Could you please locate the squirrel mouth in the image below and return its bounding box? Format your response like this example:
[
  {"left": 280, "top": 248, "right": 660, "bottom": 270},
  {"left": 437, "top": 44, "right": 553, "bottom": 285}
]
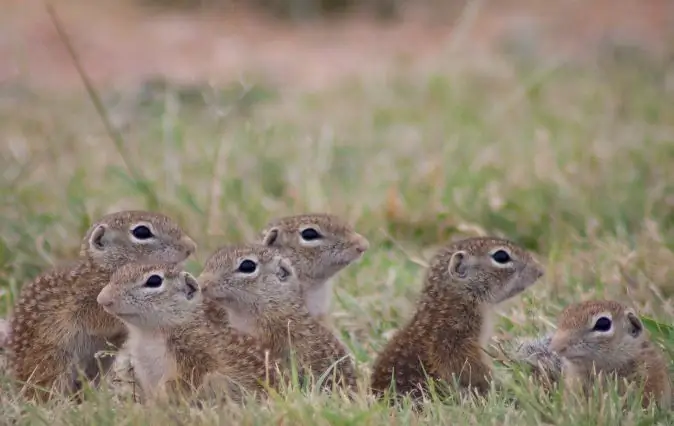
[
  {"left": 335, "top": 254, "right": 361, "bottom": 266},
  {"left": 111, "top": 312, "right": 138, "bottom": 320}
]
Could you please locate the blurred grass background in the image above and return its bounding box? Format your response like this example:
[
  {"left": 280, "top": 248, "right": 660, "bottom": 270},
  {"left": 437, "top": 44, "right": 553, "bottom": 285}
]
[{"left": 0, "top": 0, "right": 673, "bottom": 424}]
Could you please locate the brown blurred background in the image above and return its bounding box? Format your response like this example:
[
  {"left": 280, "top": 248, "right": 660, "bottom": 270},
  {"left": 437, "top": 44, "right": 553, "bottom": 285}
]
[{"left": 1, "top": 0, "right": 672, "bottom": 92}]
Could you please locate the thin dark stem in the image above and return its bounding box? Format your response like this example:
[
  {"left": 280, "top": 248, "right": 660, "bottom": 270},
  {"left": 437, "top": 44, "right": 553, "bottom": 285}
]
[{"left": 44, "top": 3, "right": 160, "bottom": 210}]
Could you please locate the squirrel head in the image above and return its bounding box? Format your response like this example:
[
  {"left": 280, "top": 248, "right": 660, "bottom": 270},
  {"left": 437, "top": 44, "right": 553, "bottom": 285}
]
[
  {"left": 80, "top": 210, "right": 197, "bottom": 269},
  {"left": 199, "top": 244, "right": 303, "bottom": 336},
  {"left": 425, "top": 237, "right": 544, "bottom": 304},
  {"left": 97, "top": 262, "right": 201, "bottom": 329},
  {"left": 257, "top": 213, "right": 369, "bottom": 283},
  {"left": 549, "top": 300, "right": 646, "bottom": 371}
]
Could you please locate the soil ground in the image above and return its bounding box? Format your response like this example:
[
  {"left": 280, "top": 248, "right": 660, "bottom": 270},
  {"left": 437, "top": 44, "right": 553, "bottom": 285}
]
[{"left": 1, "top": 0, "right": 672, "bottom": 92}]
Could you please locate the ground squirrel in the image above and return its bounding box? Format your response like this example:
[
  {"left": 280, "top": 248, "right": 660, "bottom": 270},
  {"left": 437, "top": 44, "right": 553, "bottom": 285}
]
[
  {"left": 7, "top": 210, "right": 196, "bottom": 401},
  {"left": 0, "top": 212, "right": 368, "bottom": 349},
  {"left": 97, "top": 262, "right": 273, "bottom": 403},
  {"left": 0, "top": 318, "right": 8, "bottom": 349},
  {"left": 549, "top": 300, "right": 672, "bottom": 409},
  {"left": 369, "top": 237, "right": 545, "bottom": 402},
  {"left": 257, "top": 213, "right": 369, "bottom": 323},
  {"left": 512, "top": 333, "right": 563, "bottom": 391},
  {"left": 199, "top": 244, "right": 358, "bottom": 393}
]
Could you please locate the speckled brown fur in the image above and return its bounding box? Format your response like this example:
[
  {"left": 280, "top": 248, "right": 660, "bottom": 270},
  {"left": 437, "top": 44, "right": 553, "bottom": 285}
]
[
  {"left": 200, "top": 244, "right": 357, "bottom": 394},
  {"left": 257, "top": 213, "right": 369, "bottom": 324},
  {"left": 0, "top": 318, "right": 8, "bottom": 350},
  {"left": 370, "top": 237, "right": 544, "bottom": 402},
  {"left": 7, "top": 210, "right": 196, "bottom": 401},
  {"left": 550, "top": 300, "right": 672, "bottom": 409},
  {"left": 98, "top": 262, "right": 275, "bottom": 403}
]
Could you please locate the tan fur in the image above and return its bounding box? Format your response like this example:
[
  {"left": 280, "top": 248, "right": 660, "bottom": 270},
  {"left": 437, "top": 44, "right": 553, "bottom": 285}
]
[
  {"left": 7, "top": 210, "right": 196, "bottom": 402},
  {"left": 98, "top": 263, "right": 275, "bottom": 403},
  {"left": 200, "top": 244, "right": 357, "bottom": 394},
  {"left": 550, "top": 300, "right": 672, "bottom": 409},
  {"left": 369, "top": 237, "right": 544, "bottom": 402},
  {"left": 512, "top": 334, "right": 563, "bottom": 392},
  {"left": 257, "top": 213, "right": 369, "bottom": 322},
  {"left": 0, "top": 318, "right": 8, "bottom": 349}
]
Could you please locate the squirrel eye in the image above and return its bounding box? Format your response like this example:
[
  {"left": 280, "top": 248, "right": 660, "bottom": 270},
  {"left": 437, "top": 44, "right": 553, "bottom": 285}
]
[
  {"left": 300, "top": 228, "right": 321, "bottom": 241},
  {"left": 491, "top": 250, "right": 512, "bottom": 264},
  {"left": 592, "top": 317, "right": 612, "bottom": 332},
  {"left": 145, "top": 274, "right": 163, "bottom": 288},
  {"left": 238, "top": 259, "right": 257, "bottom": 274},
  {"left": 131, "top": 225, "right": 154, "bottom": 240}
]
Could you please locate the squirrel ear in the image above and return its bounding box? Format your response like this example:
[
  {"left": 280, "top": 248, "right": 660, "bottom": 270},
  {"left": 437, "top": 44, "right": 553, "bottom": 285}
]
[
  {"left": 261, "top": 228, "right": 279, "bottom": 246},
  {"left": 448, "top": 251, "right": 468, "bottom": 280},
  {"left": 89, "top": 225, "right": 107, "bottom": 251},
  {"left": 626, "top": 311, "right": 643, "bottom": 337},
  {"left": 182, "top": 272, "right": 200, "bottom": 300},
  {"left": 276, "top": 256, "right": 296, "bottom": 283}
]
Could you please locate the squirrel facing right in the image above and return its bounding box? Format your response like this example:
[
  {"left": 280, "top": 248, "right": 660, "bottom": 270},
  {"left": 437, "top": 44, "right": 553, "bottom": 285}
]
[
  {"left": 0, "top": 213, "right": 368, "bottom": 348},
  {"left": 257, "top": 213, "right": 369, "bottom": 324},
  {"left": 549, "top": 300, "right": 672, "bottom": 409},
  {"left": 200, "top": 244, "right": 357, "bottom": 394},
  {"left": 370, "top": 237, "right": 544, "bottom": 402}
]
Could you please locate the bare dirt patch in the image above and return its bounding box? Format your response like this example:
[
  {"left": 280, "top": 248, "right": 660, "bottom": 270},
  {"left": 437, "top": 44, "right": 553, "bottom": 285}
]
[{"left": 0, "top": 0, "right": 672, "bottom": 92}]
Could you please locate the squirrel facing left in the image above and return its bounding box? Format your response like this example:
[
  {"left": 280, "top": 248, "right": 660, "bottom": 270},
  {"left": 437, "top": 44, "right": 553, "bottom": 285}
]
[
  {"left": 200, "top": 244, "right": 358, "bottom": 394},
  {"left": 97, "top": 262, "right": 275, "bottom": 403},
  {"left": 550, "top": 300, "right": 672, "bottom": 409},
  {"left": 7, "top": 211, "right": 196, "bottom": 401}
]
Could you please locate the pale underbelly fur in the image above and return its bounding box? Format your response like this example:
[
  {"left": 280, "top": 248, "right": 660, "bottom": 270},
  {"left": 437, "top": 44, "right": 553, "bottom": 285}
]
[
  {"left": 304, "top": 278, "right": 334, "bottom": 319},
  {"left": 126, "top": 329, "right": 177, "bottom": 398},
  {"left": 479, "top": 307, "right": 495, "bottom": 365}
]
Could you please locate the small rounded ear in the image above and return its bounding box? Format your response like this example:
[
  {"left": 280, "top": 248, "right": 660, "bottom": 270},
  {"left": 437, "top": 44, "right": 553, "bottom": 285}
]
[
  {"left": 183, "top": 272, "right": 200, "bottom": 300},
  {"left": 261, "top": 228, "right": 279, "bottom": 246},
  {"left": 448, "top": 251, "right": 468, "bottom": 280},
  {"left": 89, "top": 225, "right": 107, "bottom": 251},
  {"left": 626, "top": 311, "right": 643, "bottom": 338},
  {"left": 183, "top": 272, "right": 200, "bottom": 290},
  {"left": 277, "top": 256, "right": 296, "bottom": 282}
]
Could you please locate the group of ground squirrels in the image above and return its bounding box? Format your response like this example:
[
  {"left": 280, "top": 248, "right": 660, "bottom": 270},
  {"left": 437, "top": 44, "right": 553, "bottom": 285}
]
[{"left": 0, "top": 209, "right": 670, "bottom": 410}]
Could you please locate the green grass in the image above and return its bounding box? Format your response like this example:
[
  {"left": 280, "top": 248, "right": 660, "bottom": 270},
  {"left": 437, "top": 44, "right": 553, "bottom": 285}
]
[{"left": 0, "top": 45, "right": 674, "bottom": 424}]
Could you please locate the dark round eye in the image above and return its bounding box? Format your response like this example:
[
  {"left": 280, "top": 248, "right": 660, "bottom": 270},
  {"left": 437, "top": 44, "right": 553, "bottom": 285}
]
[
  {"left": 593, "top": 317, "right": 612, "bottom": 332},
  {"left": 238, "top": 259, "right": 257, "bottom": 274},
  {"left": 491, "top": 250, "right": 511, "bottom": 264},
  {"left": 300, "top": 228, "right": 321, "bottom": 241},
  {"left": 145, "top": 274, "right": 163, "bottom": 288},
  {"left": 132, "top": 225, "right": 154, "bottom": 240}
]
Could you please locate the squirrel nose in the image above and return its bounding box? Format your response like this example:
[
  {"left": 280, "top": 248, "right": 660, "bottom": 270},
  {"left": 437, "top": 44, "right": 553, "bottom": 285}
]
[
  {"left": 549, "top": 332, "right": 569, "bottom": 354},
  {"left": 536, "top": 268, "right": 544, "bottom": 280},
  {"left": 352, "top": 233, "right": 370, "bottom": 253},
  {"left": 97, "top": 290, "right": 114, "bottom": 308},
  {"left": 198, "top": 273, "right": 214, "bottom": 296},
  {"left": 528, "top": 258, "right": 545, "bottom": 280},
  {"left": 182, "top": 236, "right": 197, "bottom": 256}
]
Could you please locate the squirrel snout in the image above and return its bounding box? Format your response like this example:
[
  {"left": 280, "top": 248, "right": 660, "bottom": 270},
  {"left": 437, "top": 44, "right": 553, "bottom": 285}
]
[
  {"left": 527, "top": 258, "right": 545, "bottom": 280},
  {"left": 181, "top": 236, "right": 198, "bottom": 256},
  {"left": 97, "top": 289, "right": 114, "bottom": 309},
  {"left": 352, "top": 233, "right": 370, "bottom": 253},
  {"left": 548, "top": 332, "right": 570, "bottom": 355},
  {"left": 197, "top": 273, "right": 212, "bottom": 290},
  {"left": 535, "top": 268, "right": 544, "bottom": 280}
]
